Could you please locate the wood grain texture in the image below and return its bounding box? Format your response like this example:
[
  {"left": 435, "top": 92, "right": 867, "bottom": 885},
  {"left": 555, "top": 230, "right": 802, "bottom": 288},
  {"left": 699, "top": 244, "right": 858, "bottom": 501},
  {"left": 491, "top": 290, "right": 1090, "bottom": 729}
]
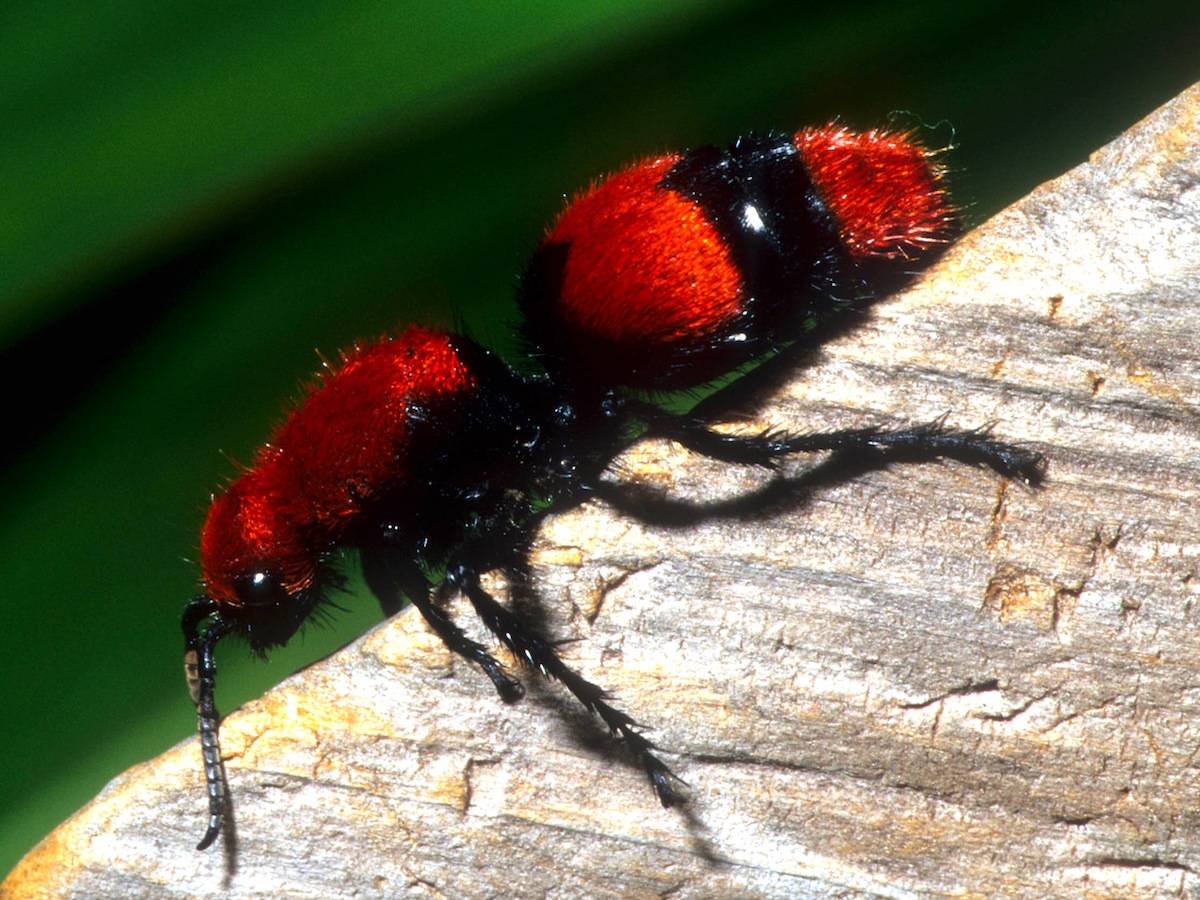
[{"left": 6, "top": 82, "right": 1200, "bottom": 900}]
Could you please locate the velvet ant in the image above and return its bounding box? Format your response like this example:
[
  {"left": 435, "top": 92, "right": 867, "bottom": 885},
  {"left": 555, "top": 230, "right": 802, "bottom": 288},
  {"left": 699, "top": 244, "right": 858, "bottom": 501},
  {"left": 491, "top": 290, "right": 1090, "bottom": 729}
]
[{"left": 183, "top": 123, "right": 1045, "bottom": 850}]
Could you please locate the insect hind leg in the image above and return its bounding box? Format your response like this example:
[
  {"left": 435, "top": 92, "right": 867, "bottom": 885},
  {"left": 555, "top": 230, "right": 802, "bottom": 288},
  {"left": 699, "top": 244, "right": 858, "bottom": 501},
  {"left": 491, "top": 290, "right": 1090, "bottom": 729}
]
[{"left": 634, "top": 401, "right": 1046, "bottom": 485}]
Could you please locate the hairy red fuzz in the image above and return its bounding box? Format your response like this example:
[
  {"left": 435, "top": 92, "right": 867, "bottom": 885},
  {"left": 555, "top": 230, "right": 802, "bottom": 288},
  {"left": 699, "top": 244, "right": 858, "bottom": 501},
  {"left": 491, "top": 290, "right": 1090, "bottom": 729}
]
[
  {"left": 200, "top": 326, "right": 476, "bottom": 608},
  {"left": 541, "top": 155, "right": 745, "bottom": 388},
  {"left": 795, "top": 124, "right": 956, "bottom": 261}
]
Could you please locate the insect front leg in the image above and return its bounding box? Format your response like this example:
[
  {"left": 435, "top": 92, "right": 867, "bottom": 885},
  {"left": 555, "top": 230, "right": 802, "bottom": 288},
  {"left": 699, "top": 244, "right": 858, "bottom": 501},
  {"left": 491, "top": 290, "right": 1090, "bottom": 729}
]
[{"left": 361, "top": 547, "right": 524, "bottom": 702}]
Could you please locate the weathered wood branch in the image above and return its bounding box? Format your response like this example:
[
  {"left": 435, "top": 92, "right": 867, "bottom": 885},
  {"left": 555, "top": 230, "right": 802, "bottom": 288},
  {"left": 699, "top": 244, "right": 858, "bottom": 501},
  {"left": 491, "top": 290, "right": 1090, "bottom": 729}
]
[{"left": 6, "top": 83, "right": 1200, "bottom": 899}]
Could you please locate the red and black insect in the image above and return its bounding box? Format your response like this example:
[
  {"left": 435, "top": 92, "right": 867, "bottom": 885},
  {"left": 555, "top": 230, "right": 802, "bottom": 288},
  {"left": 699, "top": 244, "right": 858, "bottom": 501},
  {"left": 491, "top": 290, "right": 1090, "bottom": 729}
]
[{"left": 183, "top": 123, "right": 1045, "bottom": 850}]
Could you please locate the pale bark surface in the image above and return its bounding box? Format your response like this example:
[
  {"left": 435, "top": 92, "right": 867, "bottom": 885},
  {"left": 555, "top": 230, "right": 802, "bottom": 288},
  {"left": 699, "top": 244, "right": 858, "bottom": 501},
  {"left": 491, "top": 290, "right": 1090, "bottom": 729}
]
[{"left": 6, "top": 83, "right": 1200, "bottom": 899}]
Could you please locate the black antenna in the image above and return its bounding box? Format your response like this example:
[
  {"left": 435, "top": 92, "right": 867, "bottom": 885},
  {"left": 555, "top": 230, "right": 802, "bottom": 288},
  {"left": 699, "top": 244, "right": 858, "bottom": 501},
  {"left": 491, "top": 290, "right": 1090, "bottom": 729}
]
[{"left": 182, "top": 598, "right": 230, "bottom": 851}]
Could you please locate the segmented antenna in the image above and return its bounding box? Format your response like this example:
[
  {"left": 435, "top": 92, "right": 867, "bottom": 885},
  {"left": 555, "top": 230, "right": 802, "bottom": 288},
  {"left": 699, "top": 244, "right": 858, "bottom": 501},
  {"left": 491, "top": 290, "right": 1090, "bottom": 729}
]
[{"left": 183, "top": 599, "right": 229, "bottom": 851}]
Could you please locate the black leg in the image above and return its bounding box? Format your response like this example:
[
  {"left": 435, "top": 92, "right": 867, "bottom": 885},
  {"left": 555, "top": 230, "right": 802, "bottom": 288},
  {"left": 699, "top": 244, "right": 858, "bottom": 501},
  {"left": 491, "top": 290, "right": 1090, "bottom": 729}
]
[
  {"left": 632, "top": 402, "right": 1046, "bottom": 484},
  {"left": 361, "top": 548, "right": 524, "bottom": 702},
  {"left": 445, "top": 561, "right": 684, "bottom": 807}
]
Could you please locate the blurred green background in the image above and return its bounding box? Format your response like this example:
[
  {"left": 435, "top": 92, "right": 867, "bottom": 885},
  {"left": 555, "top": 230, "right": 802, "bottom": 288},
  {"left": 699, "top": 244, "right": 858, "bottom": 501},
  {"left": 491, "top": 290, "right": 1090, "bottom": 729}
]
[{"left": 1, "top": 0, "right": 1197, "bottom": 876}]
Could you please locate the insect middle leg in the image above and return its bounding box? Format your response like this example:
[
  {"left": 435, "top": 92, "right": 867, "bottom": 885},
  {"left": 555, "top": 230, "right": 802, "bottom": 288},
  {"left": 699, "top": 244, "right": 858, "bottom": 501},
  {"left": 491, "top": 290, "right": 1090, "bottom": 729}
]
[{"left": 443, "top": 557, "right": 684, "bottom": 807}]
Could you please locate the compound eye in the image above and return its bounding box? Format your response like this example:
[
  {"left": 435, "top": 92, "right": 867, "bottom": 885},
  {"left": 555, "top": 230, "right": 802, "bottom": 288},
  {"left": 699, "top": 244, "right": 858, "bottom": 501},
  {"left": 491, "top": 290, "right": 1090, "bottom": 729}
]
[{"left": 233, "top": 569, "right": 288, "bottom": 608}]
